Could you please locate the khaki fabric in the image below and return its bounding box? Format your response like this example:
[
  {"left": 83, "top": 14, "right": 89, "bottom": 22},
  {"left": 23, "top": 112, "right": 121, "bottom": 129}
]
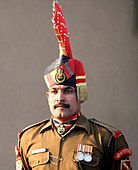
[{"left": 18, "top": 114, "right": 132, "bottom": 170}]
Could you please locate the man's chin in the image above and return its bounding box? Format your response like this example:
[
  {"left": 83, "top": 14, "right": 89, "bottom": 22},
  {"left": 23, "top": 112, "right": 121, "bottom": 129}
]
[{"left": 53, "top": 112, "right": 69, "bottom": 120}]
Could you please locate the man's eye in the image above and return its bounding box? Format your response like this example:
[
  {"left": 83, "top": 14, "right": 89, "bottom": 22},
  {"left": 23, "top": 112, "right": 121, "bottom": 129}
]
[
  {"left": 65, "top": 89, "right": 73, "bottom": 94},
  {"left": 50, "top": 90, "right": 57, "bottom": 94}
]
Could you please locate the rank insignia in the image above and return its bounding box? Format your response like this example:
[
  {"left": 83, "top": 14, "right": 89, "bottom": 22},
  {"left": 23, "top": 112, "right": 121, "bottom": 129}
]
[
  {"left": 55, "top": 68, "right": 66, "bottom": 84},
  {"left": 120, "top": 160, "right": 131, "bottom": 170}
]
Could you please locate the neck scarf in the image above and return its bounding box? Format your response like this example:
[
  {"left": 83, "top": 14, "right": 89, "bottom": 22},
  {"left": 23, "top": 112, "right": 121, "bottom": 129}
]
[{"left": 52, "top": 112, "right": 80, "bottom": 135}]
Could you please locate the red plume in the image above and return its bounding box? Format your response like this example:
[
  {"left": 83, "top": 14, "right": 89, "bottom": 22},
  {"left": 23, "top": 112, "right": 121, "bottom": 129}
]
[{"left": 52, "top": 1, "right": 73, "bottom": 59}]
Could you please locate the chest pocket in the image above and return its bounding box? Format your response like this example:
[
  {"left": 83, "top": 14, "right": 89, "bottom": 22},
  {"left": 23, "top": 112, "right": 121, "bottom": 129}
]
[
  {"left": 28, "top": 152, "right": 50, "bottom": 168},
  {"left": 73, "top": 150, "right": 102, "bottom": 170}
]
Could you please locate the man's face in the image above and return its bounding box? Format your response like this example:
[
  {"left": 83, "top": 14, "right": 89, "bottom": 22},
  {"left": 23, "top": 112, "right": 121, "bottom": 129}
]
[{"left": 46, "top": 85, "right": 81, "bottom": 120}]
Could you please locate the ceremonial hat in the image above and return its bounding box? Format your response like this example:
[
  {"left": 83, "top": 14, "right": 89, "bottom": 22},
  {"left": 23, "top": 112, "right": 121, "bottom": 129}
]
[{"left": 44, "top": 1, "right": 87, "bottom": 102}]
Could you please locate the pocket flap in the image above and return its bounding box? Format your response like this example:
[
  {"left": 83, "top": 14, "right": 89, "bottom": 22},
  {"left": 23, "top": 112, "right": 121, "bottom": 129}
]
[{"left": 29, "top": 152, "right": 50, "bottom": 168}]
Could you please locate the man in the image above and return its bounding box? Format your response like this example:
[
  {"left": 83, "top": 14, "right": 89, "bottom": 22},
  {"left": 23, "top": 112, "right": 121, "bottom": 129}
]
[{"left": 15, "top": 1, "right": 132, "bottom": 170}]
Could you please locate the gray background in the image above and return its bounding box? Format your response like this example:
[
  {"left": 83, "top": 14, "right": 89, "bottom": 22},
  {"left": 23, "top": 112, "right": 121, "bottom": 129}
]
[{"left": 0, "top": 0, "right": 137, "bottom": 169}]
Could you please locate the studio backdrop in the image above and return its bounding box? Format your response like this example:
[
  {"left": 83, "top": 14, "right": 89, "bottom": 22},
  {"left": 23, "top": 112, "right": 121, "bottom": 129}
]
[{"left": 0, "top": 0, "right": 137, "bottom": 169}]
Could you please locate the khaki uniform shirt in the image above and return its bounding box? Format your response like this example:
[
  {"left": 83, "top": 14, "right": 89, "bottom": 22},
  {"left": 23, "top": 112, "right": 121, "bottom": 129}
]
[{"left": 18, "top": 114, "right": 132, "bottom": 170}]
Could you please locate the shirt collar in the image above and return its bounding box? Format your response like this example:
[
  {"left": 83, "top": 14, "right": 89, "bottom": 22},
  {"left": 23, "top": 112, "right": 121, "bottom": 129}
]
[
  {"left": 75, "top": 114, "right": 91, "bottom": 134},
  {"left": 39, "top": 114, "right": 91, "bottom": 134},
  {"left": 39, "top": 118, "right": 53, "bottom": 133}
]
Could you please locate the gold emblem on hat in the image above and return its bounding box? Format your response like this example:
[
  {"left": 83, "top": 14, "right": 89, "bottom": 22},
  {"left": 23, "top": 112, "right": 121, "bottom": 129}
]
[{"left": 55, "top": 68, "right": 66, "bottom": 84}]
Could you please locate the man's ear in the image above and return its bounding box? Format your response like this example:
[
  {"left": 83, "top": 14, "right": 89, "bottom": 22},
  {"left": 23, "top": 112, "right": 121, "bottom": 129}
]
[
  {"left": 45, "top": 92, "right": 50, "bottom": 106},
  {"left": 46, "top": 92, "right": 49, "bottom": 98}
]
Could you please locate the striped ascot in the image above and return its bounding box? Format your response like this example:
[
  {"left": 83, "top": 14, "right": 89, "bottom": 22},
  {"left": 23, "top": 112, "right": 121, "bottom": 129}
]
[{"left": 52, "top": 112, "right": 80, "bottom": 135}]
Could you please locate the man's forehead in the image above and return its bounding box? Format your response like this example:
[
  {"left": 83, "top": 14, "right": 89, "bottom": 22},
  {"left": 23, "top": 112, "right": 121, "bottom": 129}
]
[{"left": 49, "top": 85, "right": 75, "bottom": 90}]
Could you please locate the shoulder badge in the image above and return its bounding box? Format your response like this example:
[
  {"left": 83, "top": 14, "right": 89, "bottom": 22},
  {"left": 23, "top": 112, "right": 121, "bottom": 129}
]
[{"left": 114, "top": 148, "right": 132, "bottom": 160}]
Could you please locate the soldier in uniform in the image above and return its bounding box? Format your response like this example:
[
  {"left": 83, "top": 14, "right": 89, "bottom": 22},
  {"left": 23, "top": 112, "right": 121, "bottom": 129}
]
[{"left": 15, "top": 1, "right": 132, "bottom": 170}]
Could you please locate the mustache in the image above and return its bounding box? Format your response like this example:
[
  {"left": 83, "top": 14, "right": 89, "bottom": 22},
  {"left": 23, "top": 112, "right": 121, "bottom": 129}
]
[{"left": 53, "top": 102, "right": 70, "bottom": 109}]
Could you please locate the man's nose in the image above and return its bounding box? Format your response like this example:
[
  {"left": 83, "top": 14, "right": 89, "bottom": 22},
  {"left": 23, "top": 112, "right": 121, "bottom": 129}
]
[
  {"left": 55, "top": 90, "right": 64, "bottom": 101},
  {"left": 56, "top": 91, "right": 65, "bottom": 102}
]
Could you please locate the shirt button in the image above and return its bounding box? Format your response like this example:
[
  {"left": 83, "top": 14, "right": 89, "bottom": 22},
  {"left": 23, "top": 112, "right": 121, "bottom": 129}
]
[
  {"left": 60, "top": 157, "right": 64, "bottom": 161},
  {"left": 62, "top": 138, "right": 65, "bottom": 141},
  {"left": 36, "top": 160, "right": 40, "bottom": 164}
]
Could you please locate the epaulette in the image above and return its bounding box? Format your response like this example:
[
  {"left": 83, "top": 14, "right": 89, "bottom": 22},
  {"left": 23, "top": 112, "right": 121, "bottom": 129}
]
[
  {"left": 89, "top": 118, "right": 122, "bottom": 140},
  {"left": 17, "top": 119, "right": 50, "bottom": 146}
]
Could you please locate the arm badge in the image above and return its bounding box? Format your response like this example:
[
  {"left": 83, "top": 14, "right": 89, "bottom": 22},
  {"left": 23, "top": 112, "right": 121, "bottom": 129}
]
[{"left": 120, "top": 160, "right": 132, "bottom": 170}]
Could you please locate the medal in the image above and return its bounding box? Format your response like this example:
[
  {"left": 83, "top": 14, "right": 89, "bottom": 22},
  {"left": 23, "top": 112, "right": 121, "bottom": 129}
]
[
  {"left": 84, "top": 153, "right": 92, "bottom": 162},
  {"left": 84, "top": 145, "right": 93, "bottom": 162},
  {"left": 57, "top": 124, "right": 66, "bottom": 135},
  {"left": 77, "top": 144, "right": 84, "bottom": 161},
  {"left": 77, "top": 152, "right": 84, "bottom": 161},
  {"left": 76, "top": 144, "right": 93, "bottom": 162}
]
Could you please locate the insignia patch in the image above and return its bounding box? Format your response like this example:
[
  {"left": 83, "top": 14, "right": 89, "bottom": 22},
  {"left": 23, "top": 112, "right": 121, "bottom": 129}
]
[
  {"left": 114, "top": 148, "right": 132, "bottom": 160},
  {"left": 120, "top": 160, "right": 131, "bottom": 170},
  {"left": 55, "top": 68, "right": 66, "bottom": 84}
]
